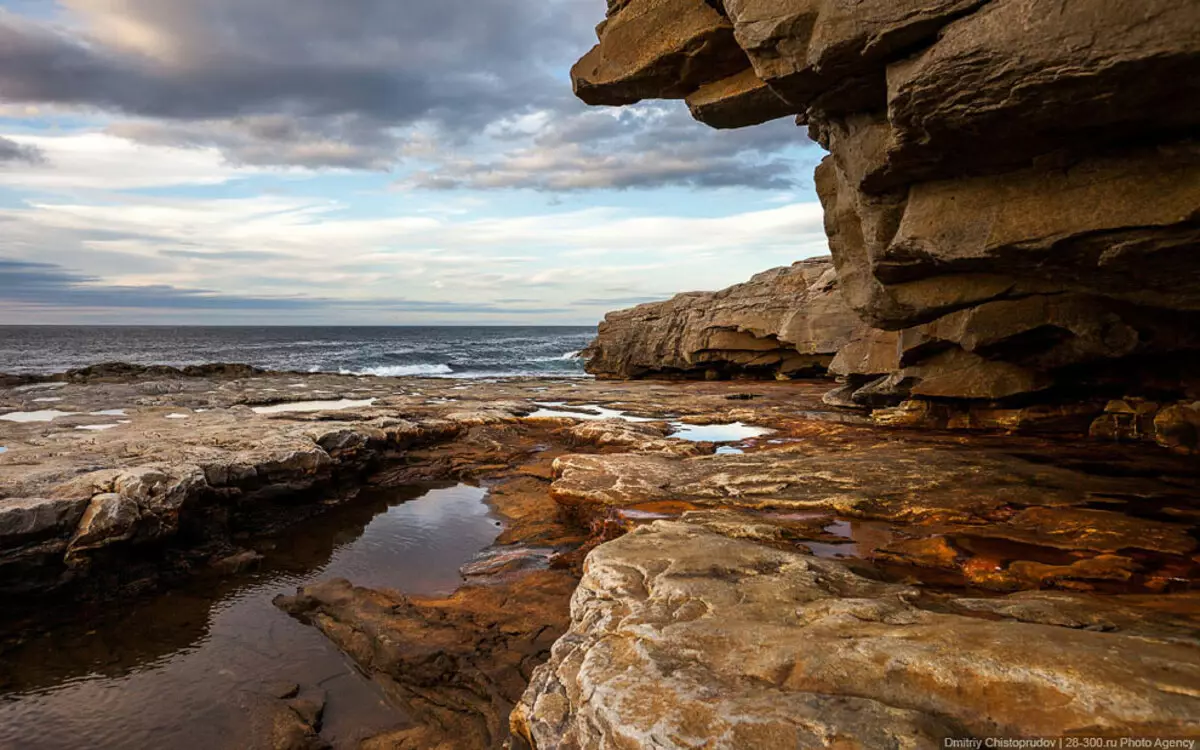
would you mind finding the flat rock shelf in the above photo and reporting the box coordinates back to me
[1,369,1198,748]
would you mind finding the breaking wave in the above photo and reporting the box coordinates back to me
[341,364,455,377]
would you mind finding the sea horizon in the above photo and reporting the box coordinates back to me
[0,323,597,328]
[0,325,596,378]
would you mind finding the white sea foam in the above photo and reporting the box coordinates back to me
[341,364,454,377]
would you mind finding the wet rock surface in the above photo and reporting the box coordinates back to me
[514,523,1200,748]
[3,370,1199,749]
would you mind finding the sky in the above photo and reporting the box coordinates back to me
[0,0,828,325]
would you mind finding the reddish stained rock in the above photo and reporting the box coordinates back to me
[276,570,577,750]
[514,523,1200,747]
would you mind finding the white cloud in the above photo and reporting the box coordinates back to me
[0,132,261,189]
[1,192,826,318]
[0,127,828,323]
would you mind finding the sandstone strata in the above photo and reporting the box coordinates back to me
[0,369,548,600]
[6,371,1198,748]
[584,257,859,379]
[514,522,1200,747]
[573,0,1200,436]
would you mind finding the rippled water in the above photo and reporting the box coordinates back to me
[0,326,594,379]
[0,483,501,750]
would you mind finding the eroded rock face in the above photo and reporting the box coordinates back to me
[513,523,1200,747]
[583,257,861,379]
[571,0,750,106]
[572,0,1200,427]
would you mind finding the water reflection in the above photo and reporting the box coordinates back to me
[251,398,377,414]
[668,421,773,442]
[0,483,500,750]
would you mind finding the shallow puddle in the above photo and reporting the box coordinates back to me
[526,403,773,445]
[0,410,76,423]
[11,383,66,393]
[669,422,773,442]
[0,483,501,750]
[251,398,377,414]
[528,402,659,422]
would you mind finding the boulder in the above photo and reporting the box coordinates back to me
[0,496,89,547]
[549,445,1198,557]
[276,571,577,750]
[1154,402,1200,454]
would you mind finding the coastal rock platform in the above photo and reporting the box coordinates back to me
[3,368,1199,748]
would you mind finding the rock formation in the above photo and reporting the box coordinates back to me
[513,522,1200,747]
[584,257,860,379]
[494,6,1200,747]
[6,371,1199,748]
[0,369,535,601]
[574,0,1200,449]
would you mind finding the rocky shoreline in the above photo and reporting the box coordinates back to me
[4,0,1200,744]
[571,0,1200,458]
[2,367,1197,747]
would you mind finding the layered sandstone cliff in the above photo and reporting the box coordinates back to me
[576,0,1200,448]
[583,257,860,379]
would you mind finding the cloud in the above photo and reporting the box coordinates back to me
[403,105,812,191]
[0,0,601,171]
[0,187,829,322]
[0,257,328,309]
[0,132,253,188]
[158,248,287,261]
[0,257,568,314]
[0,135,45,165]
[106,115,402,170]
[0,1,590,122]
[573,296,671,306]
[0,1,811,185]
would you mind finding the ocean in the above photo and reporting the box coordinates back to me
[0,326,595,378]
